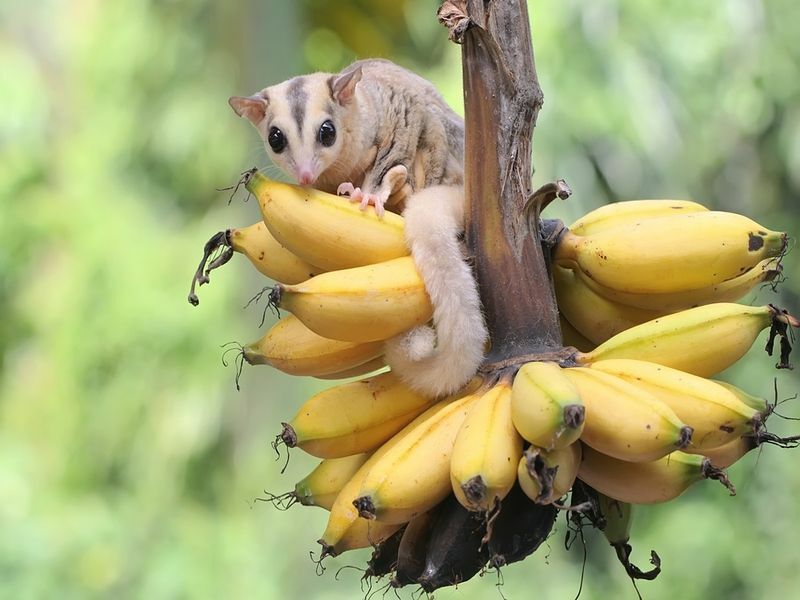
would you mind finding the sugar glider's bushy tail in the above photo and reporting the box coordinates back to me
[384,185,488,397]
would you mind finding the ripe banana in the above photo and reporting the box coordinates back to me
[570,257,782,312]
[588,359,761,451]
[314,356,387,380]
[353,392,480,524]
[280,371,431,459]
[554,211,786,294]
[293,453,371,510]
[511,361,585,450]
[578,445,736,504]
[554,266,666,345]
[228,221,323,284]
[243,314,384,377]
[700,436,758,469]
[245,170,408,271]
[450,382,523,511]
[712,380,769,413]
[318,397,462,555]
[560,315,594,352]
[569,199,708,236]
[517,443,581,504]
[563,367,692,462]
[269,256,433,343]
[576,303,783,378]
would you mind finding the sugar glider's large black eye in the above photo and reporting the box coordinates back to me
[318,120,336,147]
[268,127,287,153]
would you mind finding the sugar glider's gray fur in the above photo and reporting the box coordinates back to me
[230,59,487,396]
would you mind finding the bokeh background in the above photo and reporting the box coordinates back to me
[2,0,800,598]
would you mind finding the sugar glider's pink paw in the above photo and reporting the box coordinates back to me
[337,182,362,202]
[362,191,389,217]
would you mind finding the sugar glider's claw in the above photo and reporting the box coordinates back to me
[337,182,357,197]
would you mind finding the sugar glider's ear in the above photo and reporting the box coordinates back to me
[228,94,269,125]
[330,66,362,106]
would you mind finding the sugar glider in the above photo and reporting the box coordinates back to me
[229,59,487,396]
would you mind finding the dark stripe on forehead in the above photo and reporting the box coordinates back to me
[287,77,307,134]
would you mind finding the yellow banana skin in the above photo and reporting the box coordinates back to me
[563,367,692,462]
[314,356,387,380]
[450,383,523,511]
[569,257,782,312]
[700,436,758,469]
[245,170,408,271]
[353,392,479,524]
[578,445,735,504]
[577,303,776,378]
[712,380,769,413]
[554,266,666,345]
[555,211,786,294]
[560,315,594,352]
[294,454,371,510]
[243,314,384,377]
[511,362,585,450]
[281,371,432,459]
[569,199,708,236]
[229,221,323,284]
[272,256,433,343]
[588,359,760,451]
[517,443,581,504]
[318,397,462,555]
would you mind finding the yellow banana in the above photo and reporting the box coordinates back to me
[450,382,523,511]
[511,362,585,450]
[700,436,759,469]
[569,257,782,312]
[554,211,786,294]
[578,445,736,504]
[563,367,692,462]
[517,443,581,504]
[353,392,480,524]
[320,515,402,557]
[560,315,594,352]
[569,199,708,236]
[576,303,782,378]
[293,454,371,510]
[712,380,769,413]
[314,356,387,380]
[280,371,431,459]
[245,170,408,271]
[588,359,760,451]
[554,266,666,345]
[269,256,433,343]
[243,314,384,377]
[228,221,323,284]
[318,397,462,556]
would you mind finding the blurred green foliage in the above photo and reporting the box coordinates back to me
[1,0,799,598]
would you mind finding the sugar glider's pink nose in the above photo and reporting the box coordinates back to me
[297,169,315,185]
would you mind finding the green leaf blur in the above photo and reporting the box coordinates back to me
[1,1,798,598]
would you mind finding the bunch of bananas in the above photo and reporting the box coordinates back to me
[190,170,798,591]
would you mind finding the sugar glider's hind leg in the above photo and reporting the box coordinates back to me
[385,185,487,397]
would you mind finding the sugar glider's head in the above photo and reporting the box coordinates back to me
[229,66,362,186]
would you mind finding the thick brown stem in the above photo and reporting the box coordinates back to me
[441,0,562,365]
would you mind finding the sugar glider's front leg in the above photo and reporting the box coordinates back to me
[337,164,410,216]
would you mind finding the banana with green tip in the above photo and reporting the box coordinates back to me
[450,382,523,511]
[569,199,708,236]
[578,445,736,504]
[554,211,786,294]
[563,367,693,462]
[280,371,432,459]
[268,256,433,343]
[511,361,585,450]
[292,454,371,510]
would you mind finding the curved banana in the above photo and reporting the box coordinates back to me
[318,397,459,556]
[450,382,523,511]
[229,221,323,284]
[243,314,384,377]
[554,211,786,294]
[578,445,736,504]
[245,170,408,271]
[570,257,782,312]
[569,199,708,236]
[511,361,585,450]
[517,443,581,504]
[554,266,666,345]
[588,359,760,451]
[711,380,769,413]
[563,367,692,462]
[576,303,779,378]
[280,371,431,459]
[560,315,595,352]
[293,454,371,510]
[270,256,433,343]
[353,392,480,524]
[700,436,759,469]
[314,356,387,380]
